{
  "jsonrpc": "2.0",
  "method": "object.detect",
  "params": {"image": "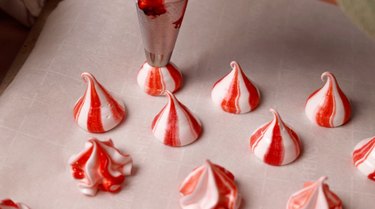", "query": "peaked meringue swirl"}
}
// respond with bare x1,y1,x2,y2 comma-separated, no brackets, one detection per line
250,109,302,166
211,61,260,114
73,72,126,133
152,91,202,147
305,72,351,128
